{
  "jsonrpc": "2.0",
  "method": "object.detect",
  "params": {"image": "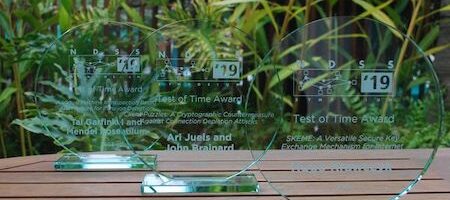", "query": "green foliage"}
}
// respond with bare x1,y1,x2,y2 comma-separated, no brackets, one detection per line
121,2,143,24
58,0,73,31
0,0,62,157
0,0,449,157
